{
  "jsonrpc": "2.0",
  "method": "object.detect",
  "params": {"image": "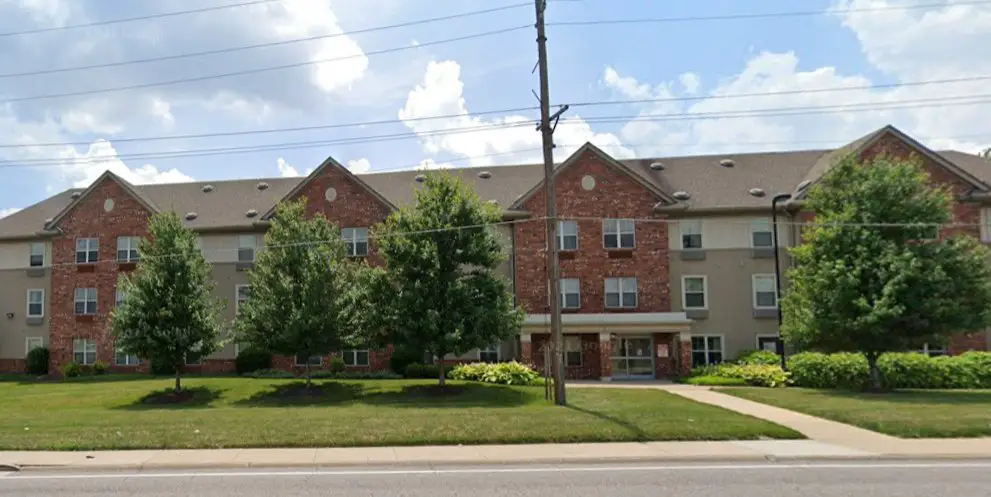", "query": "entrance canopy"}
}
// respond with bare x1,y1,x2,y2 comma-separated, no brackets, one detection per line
522,312,692,334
